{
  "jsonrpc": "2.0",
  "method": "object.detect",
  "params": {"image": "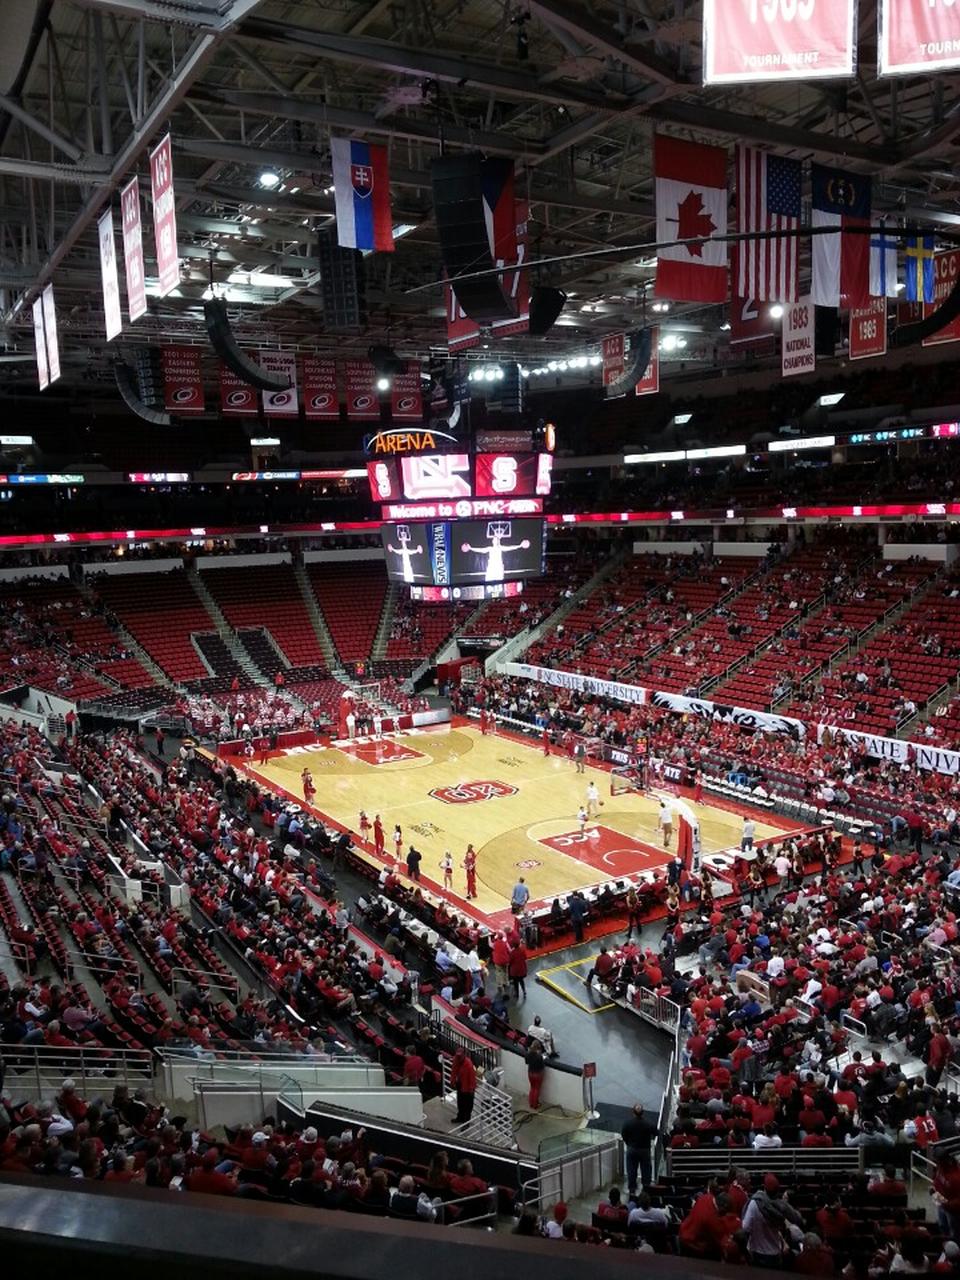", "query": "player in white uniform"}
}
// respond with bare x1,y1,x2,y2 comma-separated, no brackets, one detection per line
577,805,589,841
372,712,382,740
586,780,601,819
460,521,531,583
